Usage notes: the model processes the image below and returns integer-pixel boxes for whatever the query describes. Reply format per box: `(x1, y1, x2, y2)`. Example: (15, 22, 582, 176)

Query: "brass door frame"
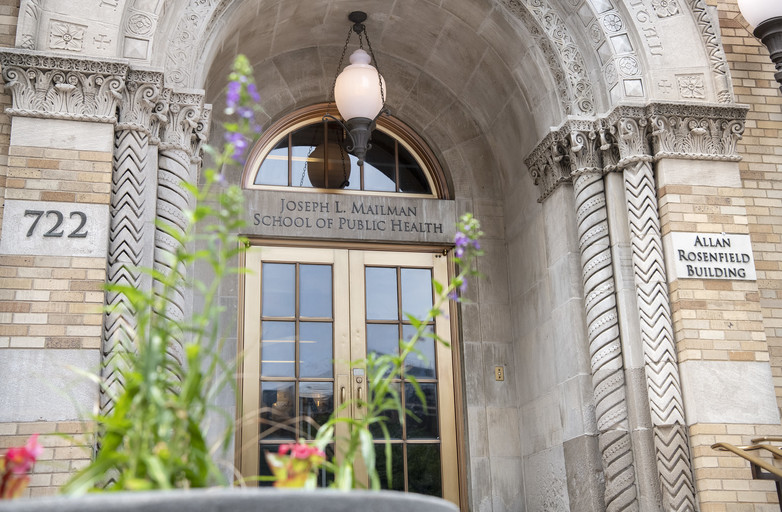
(238, 244, 461, 506)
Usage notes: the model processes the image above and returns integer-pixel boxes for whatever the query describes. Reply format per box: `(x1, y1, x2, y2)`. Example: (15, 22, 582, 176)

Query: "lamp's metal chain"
(363, 28, 385, 108)
(329, 26, 354, 106)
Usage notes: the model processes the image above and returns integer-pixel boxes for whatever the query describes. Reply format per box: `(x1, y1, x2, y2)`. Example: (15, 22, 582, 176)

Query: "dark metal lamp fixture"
(738, 0, 782, 91)
(324, 11, 388, 167)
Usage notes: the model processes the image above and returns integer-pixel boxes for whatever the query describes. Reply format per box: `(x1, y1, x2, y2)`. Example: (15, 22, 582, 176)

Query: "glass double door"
(240, 246, 459, 504)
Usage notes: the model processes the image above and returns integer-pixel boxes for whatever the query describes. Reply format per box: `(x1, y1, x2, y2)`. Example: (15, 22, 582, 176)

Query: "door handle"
(357, 384, 363, 406)
(340, 386, 346, 405)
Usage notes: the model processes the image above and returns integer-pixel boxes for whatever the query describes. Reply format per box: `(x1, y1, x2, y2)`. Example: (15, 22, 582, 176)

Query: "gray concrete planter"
(0, 488, 459, 512)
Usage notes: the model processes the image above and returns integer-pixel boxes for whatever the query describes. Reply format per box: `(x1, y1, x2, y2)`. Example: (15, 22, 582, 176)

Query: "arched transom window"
(243, 104, 447, 198)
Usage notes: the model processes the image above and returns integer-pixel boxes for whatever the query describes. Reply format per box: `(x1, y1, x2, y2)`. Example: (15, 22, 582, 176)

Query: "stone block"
(490, 456, 526, 512)
(462, 341, 484, 404)
(10, 118, 113, 152)
(520, 389, 562, 456)
(0, 348, 99, 422)
(467, 405, 488, 458)
(563, 435, 605, 512)
(467, 456, 493, 512)
(486, 407, 522, 458)
(680, 360, 780, 425)
(523, 445, 568, 512)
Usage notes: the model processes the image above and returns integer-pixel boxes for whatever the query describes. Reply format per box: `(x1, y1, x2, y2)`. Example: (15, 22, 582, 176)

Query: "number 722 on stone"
(24, 209, 88, 238)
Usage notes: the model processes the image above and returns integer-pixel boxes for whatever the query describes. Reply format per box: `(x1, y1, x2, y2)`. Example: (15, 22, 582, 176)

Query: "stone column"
(528, 123, 639, 512)
(607, 105, 696, 511)
(563, 121, 639, 512)
(153, 89, 204, 368)
(100, 70, 164, 415)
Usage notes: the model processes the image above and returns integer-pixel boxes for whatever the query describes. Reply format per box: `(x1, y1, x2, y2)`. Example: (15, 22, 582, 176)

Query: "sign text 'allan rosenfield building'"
(3, 0, 782, 510)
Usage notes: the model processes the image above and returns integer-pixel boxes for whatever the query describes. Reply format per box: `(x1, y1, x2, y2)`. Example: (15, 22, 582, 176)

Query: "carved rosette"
(153, 90, 205, 368)
(0, 49, 127, 123)
(608, 105, 696, 511)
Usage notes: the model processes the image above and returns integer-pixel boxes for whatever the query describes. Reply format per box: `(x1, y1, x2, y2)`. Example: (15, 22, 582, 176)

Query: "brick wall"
(0, 0, 19, 243)
(689, 1, 782, 510)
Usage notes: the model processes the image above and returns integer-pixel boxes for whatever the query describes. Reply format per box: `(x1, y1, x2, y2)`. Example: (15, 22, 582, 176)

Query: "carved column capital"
(158, 89, 205, 155)
(0, 48, 128, 123)
(117, 69, 164, 134)
(525, 131, 571, 203)
(605, 104, 651, 169)
(562, 119, 601, 176)
(645, 102, 747, 163)
(191, 104, 212, 163)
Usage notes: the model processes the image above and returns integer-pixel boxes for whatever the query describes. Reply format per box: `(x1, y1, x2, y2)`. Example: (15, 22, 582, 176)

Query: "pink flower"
(5, 434, 42, 475)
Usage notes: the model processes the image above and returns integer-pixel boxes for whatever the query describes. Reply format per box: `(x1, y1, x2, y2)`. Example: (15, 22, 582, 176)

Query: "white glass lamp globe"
(334, 49, 385, 121)
(738, 0, 782, 28)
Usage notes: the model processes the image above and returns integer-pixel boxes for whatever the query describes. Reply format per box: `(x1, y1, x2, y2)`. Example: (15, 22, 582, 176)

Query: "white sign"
(669, 232, 756, 281)
(0, 199, 109, 257)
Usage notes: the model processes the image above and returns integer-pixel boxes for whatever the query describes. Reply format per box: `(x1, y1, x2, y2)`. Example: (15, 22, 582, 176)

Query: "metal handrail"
(712, 441, 782, 509)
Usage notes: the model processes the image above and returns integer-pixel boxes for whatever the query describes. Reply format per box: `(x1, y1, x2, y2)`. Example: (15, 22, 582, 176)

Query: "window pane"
(364, 133, 396, 192)
(369, 383, 402, 440)
(366, 267, 398, 320)
(402, 324, 436, 379)
(299, 322, 333, 378)
(367, 324, 399, 359)
(375, 443, 404, 491)
(256, 138, 288, 186)
(261, 321, 295, 377)
(300, 264, 331, 318)
(260, 382, 296, 440)
(407, 444, 441, 497)
(258, 444, 281, 487)
(400, 268, 432, 321)
(299, 382, 333, 439)
(405, 382, 438, 439)
(398, 146, 429, 194)
(262, 263, 295, 317)
(291, 123, 324, 188)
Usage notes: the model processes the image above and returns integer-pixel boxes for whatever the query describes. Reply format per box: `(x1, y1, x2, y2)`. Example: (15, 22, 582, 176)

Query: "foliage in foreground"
(61, 55, 260, 495)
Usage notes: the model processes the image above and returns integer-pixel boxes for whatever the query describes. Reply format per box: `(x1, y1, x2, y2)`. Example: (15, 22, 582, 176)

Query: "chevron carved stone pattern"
(612, 108, 696, 511)
(101, 72, 164, 415)
(102, 128, 149, 415)
(568, 128, 639, 512)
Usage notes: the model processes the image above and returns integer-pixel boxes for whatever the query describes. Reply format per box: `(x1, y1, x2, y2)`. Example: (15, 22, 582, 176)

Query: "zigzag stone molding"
(100, 71, 164, 416)
(0, 49, 127, 123)
(684, 0, 733, 103)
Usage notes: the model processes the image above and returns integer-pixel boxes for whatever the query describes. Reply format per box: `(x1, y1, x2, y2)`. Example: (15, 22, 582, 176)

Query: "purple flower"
(225, 131, 249, 162)
(247, 82, 260, 103)
(226, 80, 241, 109)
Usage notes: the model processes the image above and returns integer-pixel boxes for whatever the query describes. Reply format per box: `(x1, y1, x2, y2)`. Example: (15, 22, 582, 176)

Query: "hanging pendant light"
(324, 11, 388, 166)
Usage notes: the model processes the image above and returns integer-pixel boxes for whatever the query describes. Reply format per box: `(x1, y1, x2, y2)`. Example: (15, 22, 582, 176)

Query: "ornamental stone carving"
(684, 0, 732, 103)
(0, 49, 127, 123)
(525, 131, 571, 202)
(646, 102, 747, 161)
(117, 69, 164, 132)
(525, 101, 749, 510)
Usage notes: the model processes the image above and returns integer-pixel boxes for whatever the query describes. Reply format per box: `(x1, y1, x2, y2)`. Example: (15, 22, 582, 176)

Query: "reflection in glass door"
(241, 247, 458, 504)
